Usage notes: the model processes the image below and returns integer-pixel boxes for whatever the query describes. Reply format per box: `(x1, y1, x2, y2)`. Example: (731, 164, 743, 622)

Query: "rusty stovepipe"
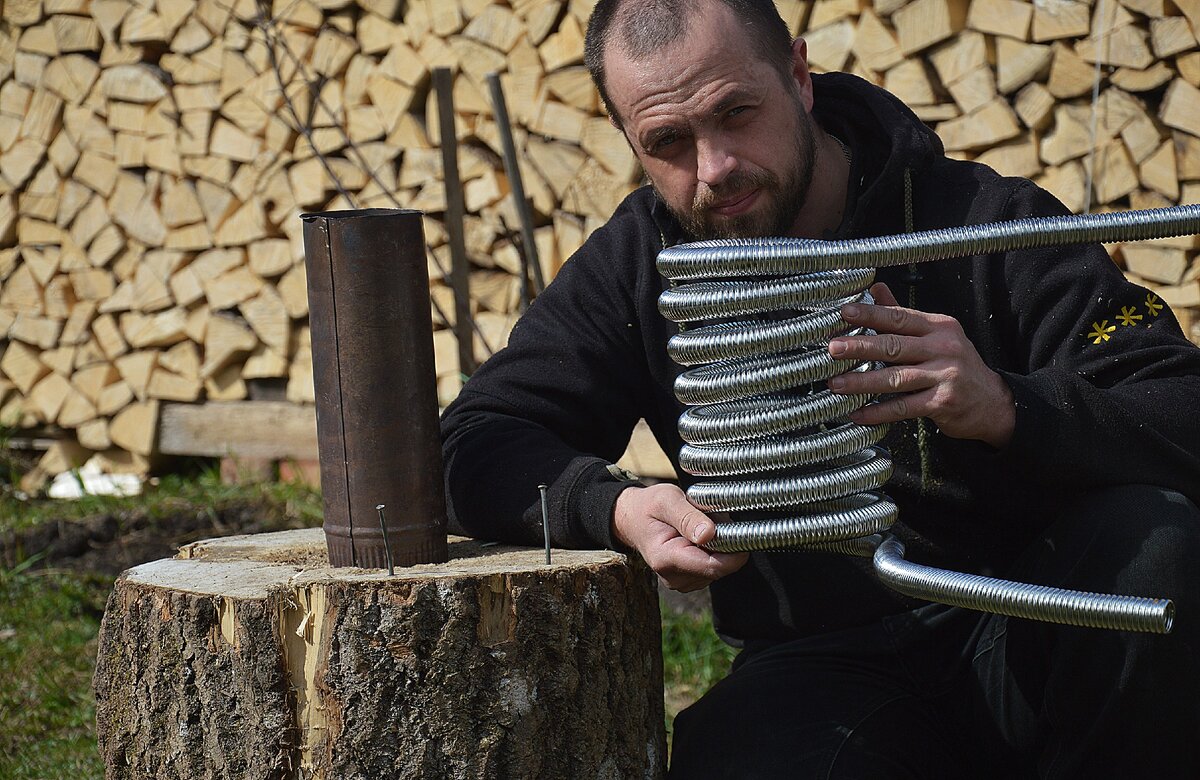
(301, 208, 448, 568)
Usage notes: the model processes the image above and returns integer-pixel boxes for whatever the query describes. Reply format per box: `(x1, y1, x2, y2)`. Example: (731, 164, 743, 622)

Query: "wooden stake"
(486, 72, 544, 295)
(433, 66, 476, 377)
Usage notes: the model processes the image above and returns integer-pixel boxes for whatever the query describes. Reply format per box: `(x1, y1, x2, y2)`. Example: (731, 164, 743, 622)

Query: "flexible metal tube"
(659, 204, 1195, 633)
(874, 537, 1174, 634)
(677, 387, 870, 444)
(705, 495, 897, 553)
(688, 447, 893, 512)
(657, 203, 1200, 279)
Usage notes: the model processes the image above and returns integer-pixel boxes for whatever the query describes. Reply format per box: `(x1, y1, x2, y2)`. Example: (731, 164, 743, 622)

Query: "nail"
(828, 376, 844, 390)
(376, 504, 394, 576)
(829, 340, 847, 357)
(842, 304, 860, 318)
(538, 485, 551, 565)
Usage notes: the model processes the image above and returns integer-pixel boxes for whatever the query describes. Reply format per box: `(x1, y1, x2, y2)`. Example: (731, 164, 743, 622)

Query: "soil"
(0, 498, 306, 577)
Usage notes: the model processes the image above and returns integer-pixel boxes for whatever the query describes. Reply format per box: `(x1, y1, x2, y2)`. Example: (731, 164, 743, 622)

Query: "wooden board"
(158, 400, 319, 459)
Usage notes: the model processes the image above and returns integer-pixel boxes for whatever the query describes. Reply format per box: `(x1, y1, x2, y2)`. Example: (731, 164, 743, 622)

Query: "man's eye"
(728, 106, 749, 119)
(651, 133, 678, 153)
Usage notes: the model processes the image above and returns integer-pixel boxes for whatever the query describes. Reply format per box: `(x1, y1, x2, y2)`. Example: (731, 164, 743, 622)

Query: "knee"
(1053, 485, 1200, 600)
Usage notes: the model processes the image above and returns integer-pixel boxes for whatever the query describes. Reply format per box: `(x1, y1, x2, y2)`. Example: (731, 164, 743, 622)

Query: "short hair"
(584, 0, 795, 124)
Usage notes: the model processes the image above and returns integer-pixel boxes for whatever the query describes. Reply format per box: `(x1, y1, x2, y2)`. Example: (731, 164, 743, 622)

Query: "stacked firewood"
(0, 0, 1198, 477)
(807, 0, 1200, 326)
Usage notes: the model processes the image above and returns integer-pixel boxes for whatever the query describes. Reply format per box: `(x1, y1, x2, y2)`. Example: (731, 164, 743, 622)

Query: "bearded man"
(441, 0, 1200, 775)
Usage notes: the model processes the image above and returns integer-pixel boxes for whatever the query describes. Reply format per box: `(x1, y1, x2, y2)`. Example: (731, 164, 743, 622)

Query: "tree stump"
(93, 529, 666, 779)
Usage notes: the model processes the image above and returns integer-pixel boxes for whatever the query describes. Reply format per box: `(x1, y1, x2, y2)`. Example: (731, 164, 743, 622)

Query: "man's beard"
(657, 113, 817, 241)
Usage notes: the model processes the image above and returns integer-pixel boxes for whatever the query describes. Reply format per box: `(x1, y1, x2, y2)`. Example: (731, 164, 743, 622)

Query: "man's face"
(604, 3, 817, 240)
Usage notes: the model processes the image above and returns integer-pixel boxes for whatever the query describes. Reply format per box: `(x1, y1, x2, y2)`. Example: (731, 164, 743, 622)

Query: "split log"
(6, 0, 1200, 474)
(1123, 243, 1190, 284)
(94, 529, 667, 780)
(1032, 0, 1090, 42)
(967, 0, 1031, 40)
(892, 0, 968, 55)
(1160, 79, 1200, 137)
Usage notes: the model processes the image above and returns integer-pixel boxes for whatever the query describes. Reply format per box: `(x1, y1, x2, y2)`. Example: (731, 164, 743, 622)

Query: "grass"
(0, 462, 735, 776)
(0, 562, 108, 778)
(661, 603, 738, 740)
(0, 461, 327, 779)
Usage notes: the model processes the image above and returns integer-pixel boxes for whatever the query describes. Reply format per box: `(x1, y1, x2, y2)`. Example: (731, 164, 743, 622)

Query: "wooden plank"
(158, 400, 319, 459)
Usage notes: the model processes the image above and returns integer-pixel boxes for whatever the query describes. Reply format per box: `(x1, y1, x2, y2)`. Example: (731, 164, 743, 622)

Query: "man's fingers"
(838, 300, 939, 336)
(657, 543, 749, 592)
(829, 363, 937, 395)
(828, 333, 932, 363)
(848, 388, 936, 425)
(868, 282, 899, 307)
(615, 484, 750, 592)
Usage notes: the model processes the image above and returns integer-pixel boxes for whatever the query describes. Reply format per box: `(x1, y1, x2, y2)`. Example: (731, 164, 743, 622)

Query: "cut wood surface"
(158, 400, 319, 459)
(94, 529, 667, 780)
(1, 0, 1200, 478)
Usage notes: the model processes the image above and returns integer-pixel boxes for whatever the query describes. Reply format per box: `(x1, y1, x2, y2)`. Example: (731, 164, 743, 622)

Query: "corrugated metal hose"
(658, 203, 1200, 634)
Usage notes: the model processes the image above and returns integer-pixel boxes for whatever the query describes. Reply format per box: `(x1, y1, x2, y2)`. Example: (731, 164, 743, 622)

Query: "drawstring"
(902, 169, 934, 496)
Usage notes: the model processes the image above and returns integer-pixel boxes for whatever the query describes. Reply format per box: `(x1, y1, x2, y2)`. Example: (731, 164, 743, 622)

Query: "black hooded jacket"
(441, 73, 1200, 642)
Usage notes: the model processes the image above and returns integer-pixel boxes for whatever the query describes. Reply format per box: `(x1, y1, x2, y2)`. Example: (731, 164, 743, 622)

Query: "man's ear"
(791, 37, 815, 113)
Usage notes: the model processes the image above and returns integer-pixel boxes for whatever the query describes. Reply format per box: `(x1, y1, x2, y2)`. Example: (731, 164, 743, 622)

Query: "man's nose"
(695, 136, 737, 188)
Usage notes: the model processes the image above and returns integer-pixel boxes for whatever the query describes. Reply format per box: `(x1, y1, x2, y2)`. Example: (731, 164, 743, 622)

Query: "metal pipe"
(658, 204, 1198, 632)
(302, 208, 449, 568)
(657, 203, 1200, 279)
(874, 537, 1174, 634)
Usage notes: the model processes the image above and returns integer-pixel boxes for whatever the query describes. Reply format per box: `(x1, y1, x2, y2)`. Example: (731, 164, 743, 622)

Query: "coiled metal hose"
(658, 203, 1200, 634)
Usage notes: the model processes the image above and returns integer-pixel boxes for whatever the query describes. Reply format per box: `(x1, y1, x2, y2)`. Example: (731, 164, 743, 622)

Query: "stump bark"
(93, 530, 666, 779)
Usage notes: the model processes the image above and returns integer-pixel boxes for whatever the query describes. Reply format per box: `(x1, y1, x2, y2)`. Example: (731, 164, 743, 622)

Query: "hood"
(811, 72, 943, 235)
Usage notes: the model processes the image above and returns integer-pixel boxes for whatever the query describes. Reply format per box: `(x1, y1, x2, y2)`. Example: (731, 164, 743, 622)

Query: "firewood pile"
(821, 0, 1200, 325)
(0, 0, 1197, 481)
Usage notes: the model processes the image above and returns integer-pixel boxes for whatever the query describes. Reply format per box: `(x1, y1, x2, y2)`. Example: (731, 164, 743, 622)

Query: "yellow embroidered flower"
(1145, 293, 1163, 316)
(1117, 306, 1142, 327)
(1087, 320, 1116, 344)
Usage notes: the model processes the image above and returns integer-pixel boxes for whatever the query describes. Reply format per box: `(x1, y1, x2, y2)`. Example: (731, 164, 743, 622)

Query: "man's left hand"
(826, 283, 1015, 449)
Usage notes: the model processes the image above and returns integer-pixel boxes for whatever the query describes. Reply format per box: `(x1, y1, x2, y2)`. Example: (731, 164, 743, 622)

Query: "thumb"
(673, 505, 716, 546)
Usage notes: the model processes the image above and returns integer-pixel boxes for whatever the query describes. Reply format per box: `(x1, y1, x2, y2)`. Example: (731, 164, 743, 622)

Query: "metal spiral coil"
(658, 205, 1200, 633)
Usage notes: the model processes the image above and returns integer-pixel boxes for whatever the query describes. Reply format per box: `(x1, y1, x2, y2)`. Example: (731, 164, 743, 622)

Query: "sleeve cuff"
(566, 459, 642, 552)
(992, 369, 1068, 478)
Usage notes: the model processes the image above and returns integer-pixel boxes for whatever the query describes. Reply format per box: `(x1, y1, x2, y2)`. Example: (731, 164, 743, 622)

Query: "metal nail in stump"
(302, 209, 449, 568)
(539, 484, 551, 565)
(377, 504, 395, 576)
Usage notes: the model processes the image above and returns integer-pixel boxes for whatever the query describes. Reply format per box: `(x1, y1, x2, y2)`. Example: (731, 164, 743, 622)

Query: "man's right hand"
(613, 484, 749, 592)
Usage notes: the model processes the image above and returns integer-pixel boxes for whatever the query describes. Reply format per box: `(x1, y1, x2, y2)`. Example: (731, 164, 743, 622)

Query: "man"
(442, 0, 1200, 775)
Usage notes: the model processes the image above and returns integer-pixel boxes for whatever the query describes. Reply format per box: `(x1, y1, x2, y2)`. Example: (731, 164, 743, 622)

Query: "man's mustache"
(694, 170, 777, 212)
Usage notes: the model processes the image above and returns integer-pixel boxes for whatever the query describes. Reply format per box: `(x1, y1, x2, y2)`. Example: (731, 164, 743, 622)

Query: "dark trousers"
(669, 485, 1200, 779)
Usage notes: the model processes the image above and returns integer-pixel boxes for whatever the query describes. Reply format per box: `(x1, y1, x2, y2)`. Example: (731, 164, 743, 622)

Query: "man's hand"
(613, 484, 748, 592)
(827, 283, 1015, 449)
